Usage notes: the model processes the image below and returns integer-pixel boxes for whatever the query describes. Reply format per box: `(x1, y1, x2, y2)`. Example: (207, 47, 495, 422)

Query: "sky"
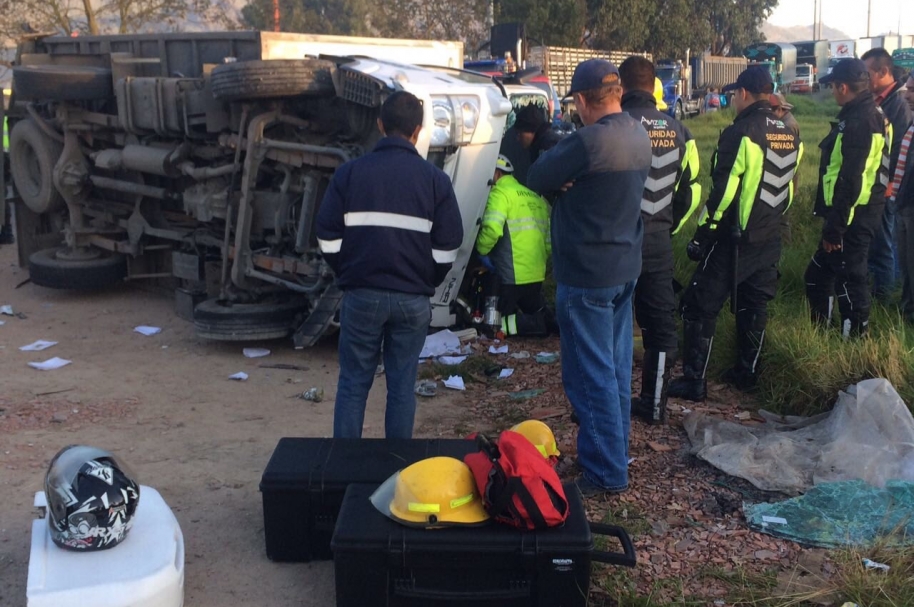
(767, 0, 909, 40)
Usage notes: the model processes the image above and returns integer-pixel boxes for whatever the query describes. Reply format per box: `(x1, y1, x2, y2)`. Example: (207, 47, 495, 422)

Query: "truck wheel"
(13, 65, 113, 101)
(29, 247, 127, 290)
(210, 60, 335, 101)
(194, 297, 307, 341)
(9, 119, 65, 214)
(674, 102, 684, 121)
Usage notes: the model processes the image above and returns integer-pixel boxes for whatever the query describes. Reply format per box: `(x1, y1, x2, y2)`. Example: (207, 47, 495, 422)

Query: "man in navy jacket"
(316, 91, 463, 439)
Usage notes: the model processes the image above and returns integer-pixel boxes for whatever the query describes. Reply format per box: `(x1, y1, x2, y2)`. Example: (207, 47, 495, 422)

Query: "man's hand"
(559, 181, 575, 192)
(686, 225, 713, 262)
(822, 239, 842, 253)
(479, 255, 496, 273)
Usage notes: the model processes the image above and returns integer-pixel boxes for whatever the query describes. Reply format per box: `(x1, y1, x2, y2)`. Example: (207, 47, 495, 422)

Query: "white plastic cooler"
(27, 485, 184, 607)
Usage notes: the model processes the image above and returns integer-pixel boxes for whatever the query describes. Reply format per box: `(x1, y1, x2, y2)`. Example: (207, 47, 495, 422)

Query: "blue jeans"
(557, 280, 636, 491)
(333, 288, 431, 439)
(868, 199, 898, 295)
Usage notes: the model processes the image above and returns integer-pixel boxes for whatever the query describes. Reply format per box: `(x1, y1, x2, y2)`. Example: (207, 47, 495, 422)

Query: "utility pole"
(813, 0, 818, 40)
(273, 0, 280, 32)
(817, 0, 823, 39)
(867, 0, 872, 37)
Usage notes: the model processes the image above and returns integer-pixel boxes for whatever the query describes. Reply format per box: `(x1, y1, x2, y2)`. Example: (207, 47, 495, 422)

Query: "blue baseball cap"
(721, 65, 774, 94)
(819, 58, 869, 85)
(569, 59, 620, 94)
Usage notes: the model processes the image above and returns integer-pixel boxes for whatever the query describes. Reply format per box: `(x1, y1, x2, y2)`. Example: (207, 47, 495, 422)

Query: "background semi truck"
(5, 31, 512, 345)
(655, 52, 748, 119)
(789, 40, 828, 92)
(743, 42, 797, 92)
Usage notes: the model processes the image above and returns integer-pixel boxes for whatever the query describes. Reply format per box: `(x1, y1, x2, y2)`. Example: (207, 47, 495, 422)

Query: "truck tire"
(9, 119, 65, 214)
(194, 297, 307, 341)
(673, 101, 684, 121)
(210, 60, 335, 101)
(13, 65, 113, 101)
(29, 247, 127, 290)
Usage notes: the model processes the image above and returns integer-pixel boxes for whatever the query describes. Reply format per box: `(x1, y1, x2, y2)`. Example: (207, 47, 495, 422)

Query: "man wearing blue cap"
(668, 65, 801, 401)
(804, 58, 893, 338)
(527, 59, 652, 497)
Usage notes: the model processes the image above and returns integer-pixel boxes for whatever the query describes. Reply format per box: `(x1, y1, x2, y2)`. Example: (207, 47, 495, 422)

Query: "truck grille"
(340, 68, 382, 107)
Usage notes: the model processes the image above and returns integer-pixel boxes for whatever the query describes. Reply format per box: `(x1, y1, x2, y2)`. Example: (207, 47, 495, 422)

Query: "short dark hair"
(861, 48, 894, 72)
(579, 84, 623, 106)
(846, 78, 870, 94)
(380, 91, 423, 139)
(619, 56, 655, 93)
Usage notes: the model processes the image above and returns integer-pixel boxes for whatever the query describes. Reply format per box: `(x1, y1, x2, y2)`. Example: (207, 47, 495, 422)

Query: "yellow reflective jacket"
(476, 175, 550, 285)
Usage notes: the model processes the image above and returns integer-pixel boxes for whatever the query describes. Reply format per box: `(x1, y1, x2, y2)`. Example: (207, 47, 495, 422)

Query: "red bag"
(464, 431, 569, 530)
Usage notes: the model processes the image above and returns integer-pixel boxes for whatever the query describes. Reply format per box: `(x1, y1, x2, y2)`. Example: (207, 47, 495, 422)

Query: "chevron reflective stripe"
(759, 188, 789, 208)
(641, 193, 673, 215)
(318, 238, 342, 253)
(644, 172, 678, 191)
(344, 212, 432, 233)
(763, 170, 794, 189)
(651, 148, 680, 169)
(432, 248, 458, 263)
(765, 148, 797, 169)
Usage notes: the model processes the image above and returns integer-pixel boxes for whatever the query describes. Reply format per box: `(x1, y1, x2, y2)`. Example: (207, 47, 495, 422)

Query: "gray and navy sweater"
(527, 112, 652, 288)
(316, 137, 464, 295)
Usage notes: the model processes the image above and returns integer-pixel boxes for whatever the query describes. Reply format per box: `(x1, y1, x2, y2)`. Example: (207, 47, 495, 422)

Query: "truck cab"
(6, 32, 513, 345)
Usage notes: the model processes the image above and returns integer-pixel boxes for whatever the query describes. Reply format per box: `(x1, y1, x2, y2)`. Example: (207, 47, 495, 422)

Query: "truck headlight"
(429, 95, 480, 147)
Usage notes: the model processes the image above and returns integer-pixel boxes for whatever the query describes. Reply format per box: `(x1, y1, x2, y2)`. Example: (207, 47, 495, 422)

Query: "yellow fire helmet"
(509, 420, 561, 459)
(369, 456, 489, 528)
(654, 77, 669, 111)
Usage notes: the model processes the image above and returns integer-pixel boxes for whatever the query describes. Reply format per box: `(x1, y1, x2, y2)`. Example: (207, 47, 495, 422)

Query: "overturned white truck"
(7, 32, 512, 345)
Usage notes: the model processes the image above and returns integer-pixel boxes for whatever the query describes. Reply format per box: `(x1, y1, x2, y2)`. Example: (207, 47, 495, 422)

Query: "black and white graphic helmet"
(45, 445, 140, 551)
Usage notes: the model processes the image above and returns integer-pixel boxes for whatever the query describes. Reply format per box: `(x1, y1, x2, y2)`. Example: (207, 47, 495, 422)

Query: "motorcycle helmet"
(45, 445, 140, 551)
(510, 420, 561, 460)
(370, 456, 489, 528)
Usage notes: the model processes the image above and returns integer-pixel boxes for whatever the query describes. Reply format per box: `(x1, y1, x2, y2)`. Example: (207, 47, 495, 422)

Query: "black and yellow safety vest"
(813, 91, 892, 243)
(698, 100, 801, 243)
(621, 90, 701, 235)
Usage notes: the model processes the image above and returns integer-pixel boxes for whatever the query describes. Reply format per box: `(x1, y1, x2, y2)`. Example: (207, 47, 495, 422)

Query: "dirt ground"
(0, 243, 469, 607)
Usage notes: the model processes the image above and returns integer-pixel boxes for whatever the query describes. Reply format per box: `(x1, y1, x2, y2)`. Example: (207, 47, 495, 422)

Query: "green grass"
(674, 92, 914, 412)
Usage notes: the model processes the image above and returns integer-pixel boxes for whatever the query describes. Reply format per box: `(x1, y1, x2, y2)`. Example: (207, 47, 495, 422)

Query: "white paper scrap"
(443, 375, 466, 391)
(762, 516, 788, 525)
(229, 372, 249, 381)
(489, 344, 508, 354)
(19, 340, 58, 352)
(439, 355, 468, 365)
(420, 329, 461, 358)
(243, 348, 271, 358)
(862, 558, 890, 572)
(628, 457, 636, 465)
(134, 326, 162, 336)
(0, 305, 13, 315)
(498, 368, 514, 379)
(0, 320, 5, 326)
(28, 357, 72, 371)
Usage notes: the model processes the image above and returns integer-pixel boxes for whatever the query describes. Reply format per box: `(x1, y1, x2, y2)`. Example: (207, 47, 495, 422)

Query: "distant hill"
(762, 22, 851, 43)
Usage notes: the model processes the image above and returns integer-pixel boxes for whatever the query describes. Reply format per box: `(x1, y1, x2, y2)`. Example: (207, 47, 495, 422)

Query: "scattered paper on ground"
(499, 368, 514, 379)
(134, 325, 162, 336)
(489, 344, 508, 354)
(28, 357, 72, 371)
(444, 375, 466, 391)
(228, 372, 248, 381)
(439, 355, 467, 365)
(420, 330, 461, 358)
(19, 340, 58, 352)
(0, 305, 13, 315)
(243, 348, 271, 358)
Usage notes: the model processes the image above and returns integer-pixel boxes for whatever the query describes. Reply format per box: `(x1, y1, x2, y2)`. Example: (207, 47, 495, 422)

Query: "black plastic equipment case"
(331, 483, 636, 607)
(259, 437, 478, 562)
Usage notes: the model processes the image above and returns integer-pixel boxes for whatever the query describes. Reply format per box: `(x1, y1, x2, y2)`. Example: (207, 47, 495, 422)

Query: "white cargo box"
(28, 486, 184, 607)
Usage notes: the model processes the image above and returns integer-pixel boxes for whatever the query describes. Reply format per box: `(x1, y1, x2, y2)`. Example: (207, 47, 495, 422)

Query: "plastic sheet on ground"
(745, 480, 914, 548)
(684, 379, 914, 494)
(420, 330, 461, 358)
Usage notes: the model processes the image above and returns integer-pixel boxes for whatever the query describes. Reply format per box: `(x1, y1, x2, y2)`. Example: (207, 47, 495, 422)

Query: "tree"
(241, 0, 373, 36)
(700, 0, 778, 56)
(496, 0, 587, 48)
(643, 0, 714, 59)
(584, 0, 656, 52)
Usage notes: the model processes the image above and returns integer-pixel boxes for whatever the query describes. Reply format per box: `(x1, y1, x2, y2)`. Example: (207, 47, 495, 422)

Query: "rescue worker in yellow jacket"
(476, 155, 553, 336)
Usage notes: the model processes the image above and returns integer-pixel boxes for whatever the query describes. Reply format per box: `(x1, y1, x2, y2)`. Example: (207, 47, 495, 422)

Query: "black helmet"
(45, 445, 140, 551)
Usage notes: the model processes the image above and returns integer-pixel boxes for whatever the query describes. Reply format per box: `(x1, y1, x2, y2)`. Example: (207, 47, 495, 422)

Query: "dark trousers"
(680, 238, 780, 324)
(634, 230, 677, 353)
(499, 282, 547, 315)
(805, 206, 881, 329)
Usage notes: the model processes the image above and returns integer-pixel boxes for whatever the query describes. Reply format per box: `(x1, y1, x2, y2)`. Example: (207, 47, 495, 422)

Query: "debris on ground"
(508, 388, 546, 400)
(489, 344, 508, 354)
(0, 305, 13, 315)
(301, 387, 324, 402)
(535, 352, 559, 364)
(19, 340, 58, 352)
(414, 379, 437, 397)
(242, 348, 271, 358)
(862, 558, 890, 572)
(443, 376, 466, 391)
(27, 357, 72, 371)
(498, 368, 514, 379)
(509, 350, 530, 359)
(133, 325, 162, 336)
(259, 363, 309, 371)
(438, 355, 468, 365)
(420, 329, 462, 358)
(228, 372, 249, 381)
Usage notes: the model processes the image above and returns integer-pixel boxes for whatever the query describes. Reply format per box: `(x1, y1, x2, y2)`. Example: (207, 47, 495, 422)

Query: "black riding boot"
(631, 349, 671, 424)
(841, 312, 869, 339)
(723, 311, 766, 392)
(807, 292, 834, 327)
(668, 319, 715, 402)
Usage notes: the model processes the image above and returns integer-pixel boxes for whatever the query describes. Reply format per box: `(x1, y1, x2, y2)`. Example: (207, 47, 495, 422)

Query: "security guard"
(476, 154, 552, 336)
(804, 59, 892, 338)
(619, 56, 701, 423)
(669, 66, 801, 401)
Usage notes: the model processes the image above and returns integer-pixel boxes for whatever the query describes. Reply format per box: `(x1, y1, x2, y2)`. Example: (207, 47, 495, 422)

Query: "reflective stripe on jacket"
(476, 174, 550, 285)
(621, 90, 701, 234)
(698, 100, 801, 243)
(813, 91, 891, 242)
